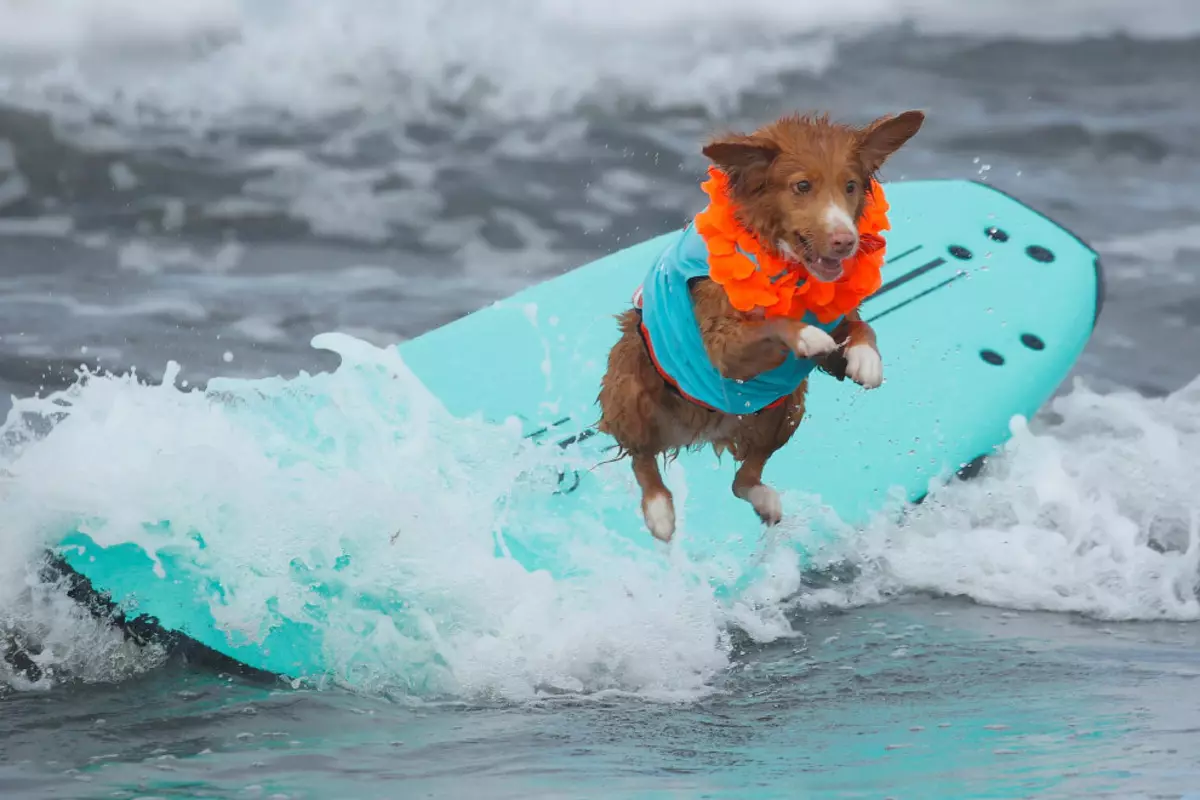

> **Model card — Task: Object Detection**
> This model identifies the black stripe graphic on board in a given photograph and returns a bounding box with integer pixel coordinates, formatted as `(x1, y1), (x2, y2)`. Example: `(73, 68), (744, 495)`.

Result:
(522, 416), (572, 440)
(884, 244), (923, 264)
(869, 257), (948, 301)
(866, 273), (965, 323)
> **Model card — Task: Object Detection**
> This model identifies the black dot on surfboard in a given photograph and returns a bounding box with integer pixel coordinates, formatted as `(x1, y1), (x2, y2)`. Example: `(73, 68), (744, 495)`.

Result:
(1020, 333), (1045, 351)
(1026, 245), (1055, 263)
(948, 245), (973, 260)
(985, 227), (1009, 242)
(980, 349), (1005, 366)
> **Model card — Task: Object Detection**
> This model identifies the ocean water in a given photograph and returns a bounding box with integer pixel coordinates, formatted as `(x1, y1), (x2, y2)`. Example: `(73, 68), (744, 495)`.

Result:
(1, 0), (1200, 797)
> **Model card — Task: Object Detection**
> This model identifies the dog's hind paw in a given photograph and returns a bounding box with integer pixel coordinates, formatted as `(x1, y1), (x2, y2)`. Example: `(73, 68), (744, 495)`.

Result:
(747, 484), (783, 526)
(792, 325), (838, 359)
(845, 344), (883, 389)
(643, 492), (676, 542)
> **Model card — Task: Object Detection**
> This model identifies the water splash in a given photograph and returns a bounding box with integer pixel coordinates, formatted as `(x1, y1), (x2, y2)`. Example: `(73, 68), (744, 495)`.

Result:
(2, 333), (1198, 698)
(0, 333), (750, 699)
(2, 0), (1197, 133)
(798, 376), (1200, 621)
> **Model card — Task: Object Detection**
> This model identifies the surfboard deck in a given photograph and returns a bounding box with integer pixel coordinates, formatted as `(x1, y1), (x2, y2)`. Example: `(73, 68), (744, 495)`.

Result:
(47, 179), (1102, 682)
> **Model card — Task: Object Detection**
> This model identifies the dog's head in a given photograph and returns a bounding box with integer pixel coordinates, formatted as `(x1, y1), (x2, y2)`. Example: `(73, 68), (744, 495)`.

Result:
(701, 110), (925, 282)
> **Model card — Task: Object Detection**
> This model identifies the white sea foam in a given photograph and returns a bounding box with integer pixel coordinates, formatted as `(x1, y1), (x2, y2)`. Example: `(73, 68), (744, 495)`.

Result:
(1, 0), (1196, 132)
(0, 333), (742, 698)
(1, 331), (1197, 697)
(5, 0), (1191, 247)
(798, 376), (1200, 622)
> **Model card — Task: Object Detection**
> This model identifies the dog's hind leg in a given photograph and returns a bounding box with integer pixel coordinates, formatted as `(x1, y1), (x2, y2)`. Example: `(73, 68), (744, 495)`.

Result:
(729, 383), (807, 526)
(732, 451), (783, 526)
(631, 452), (675, 542)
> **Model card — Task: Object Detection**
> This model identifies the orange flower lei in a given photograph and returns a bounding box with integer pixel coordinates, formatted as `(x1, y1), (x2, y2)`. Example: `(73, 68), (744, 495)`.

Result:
(693, 167), (890, 323)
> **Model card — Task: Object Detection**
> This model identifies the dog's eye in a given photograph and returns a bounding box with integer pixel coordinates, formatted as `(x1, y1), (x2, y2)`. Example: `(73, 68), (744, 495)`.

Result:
(845, 180), (858, 194)
(793, 180), (811, 194)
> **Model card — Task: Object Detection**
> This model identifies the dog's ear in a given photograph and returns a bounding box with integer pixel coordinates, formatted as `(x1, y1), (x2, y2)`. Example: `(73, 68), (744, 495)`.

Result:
(702, 135), (780, 193)
(702, 136), (780, 170)
(857, 110), (925, 175)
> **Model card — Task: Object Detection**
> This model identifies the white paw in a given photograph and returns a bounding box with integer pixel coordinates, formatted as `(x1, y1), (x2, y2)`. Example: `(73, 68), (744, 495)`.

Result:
(746, 484), (783, 526)
(793, 325), (838, 359)
(845, 344), (883, 389)
(643, 493), (676, 542)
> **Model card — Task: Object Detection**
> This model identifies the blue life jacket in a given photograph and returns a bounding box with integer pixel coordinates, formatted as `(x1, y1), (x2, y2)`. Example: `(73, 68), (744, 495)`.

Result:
(635, 222), (842, 415)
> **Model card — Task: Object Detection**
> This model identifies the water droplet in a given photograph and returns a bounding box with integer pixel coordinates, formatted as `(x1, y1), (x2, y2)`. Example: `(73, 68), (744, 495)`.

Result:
(223, 351), (234, 363)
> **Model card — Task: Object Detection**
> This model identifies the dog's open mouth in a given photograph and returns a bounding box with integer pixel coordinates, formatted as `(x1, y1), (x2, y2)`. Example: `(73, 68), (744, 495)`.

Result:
(804, 256), (844, 282)
(778, 238), (845, 282)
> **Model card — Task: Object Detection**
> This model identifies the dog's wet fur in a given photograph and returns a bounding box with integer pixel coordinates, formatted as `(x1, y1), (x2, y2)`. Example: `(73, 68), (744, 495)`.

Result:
(597, 110), (925, 542)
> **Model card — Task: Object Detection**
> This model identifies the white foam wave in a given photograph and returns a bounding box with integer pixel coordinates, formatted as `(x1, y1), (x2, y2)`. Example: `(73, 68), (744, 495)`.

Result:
(117, 239), (245, 276)
(0, 0), (240, 59)
(801, 376), (1200, 621)
(2, 0), (1196, 131)
(1098, 224), (1200, 266)
(2, 332), (1198, 697)
(0, 333), (749, 699)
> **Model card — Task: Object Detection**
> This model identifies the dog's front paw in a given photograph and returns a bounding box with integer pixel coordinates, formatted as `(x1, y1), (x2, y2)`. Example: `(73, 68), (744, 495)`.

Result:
(845, 344), (883, 389)
(791, 325), (838, 359)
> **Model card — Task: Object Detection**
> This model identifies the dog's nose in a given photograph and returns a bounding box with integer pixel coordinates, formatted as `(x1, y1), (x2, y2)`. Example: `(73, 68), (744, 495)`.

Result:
(829, 231), (858, 257)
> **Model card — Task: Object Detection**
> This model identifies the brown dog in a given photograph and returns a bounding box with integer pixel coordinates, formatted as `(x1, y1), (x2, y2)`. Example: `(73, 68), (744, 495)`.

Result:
(597, 110), (925, 542)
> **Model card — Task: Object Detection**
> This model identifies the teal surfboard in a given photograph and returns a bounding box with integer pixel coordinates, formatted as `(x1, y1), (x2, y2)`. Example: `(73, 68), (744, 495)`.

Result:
(48, 180), (1102, 682)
